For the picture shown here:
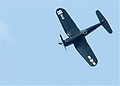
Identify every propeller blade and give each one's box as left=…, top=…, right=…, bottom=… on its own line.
left=60, top=34, right=64, bottom=43
left=58, top=42, right=63, bottom=45
left=59, top=34, right=67, bottom=51
left=64, top=46, right=67, bottom=51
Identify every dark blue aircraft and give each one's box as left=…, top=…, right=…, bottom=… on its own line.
left=56, top=8, right=113, bottom=67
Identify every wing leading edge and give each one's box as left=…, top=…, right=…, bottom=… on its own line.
left=74, top=37, right=98, bottom=66
left=56, top=8, right=80, bottom=37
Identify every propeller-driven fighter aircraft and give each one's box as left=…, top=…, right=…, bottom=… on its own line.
left=56, top=8, right=113, bottom=67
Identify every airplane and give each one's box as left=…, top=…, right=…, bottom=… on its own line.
left=56, top=8, right=113, bottom=67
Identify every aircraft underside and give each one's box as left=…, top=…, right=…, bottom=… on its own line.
left=56, top=8, right=113, bottom=67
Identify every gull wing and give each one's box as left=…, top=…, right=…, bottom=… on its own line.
left=74, top=37, right=98, bottom=66
left=56, top=8, right=80, bottom=37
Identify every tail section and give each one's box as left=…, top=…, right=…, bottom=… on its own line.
left=96, top=10, right=113, bottom=34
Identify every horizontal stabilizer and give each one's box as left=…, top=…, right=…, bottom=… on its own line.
left=96, top=10, right=113, bottom=34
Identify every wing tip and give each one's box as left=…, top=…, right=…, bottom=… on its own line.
left=90, top=60, right=98, bottom=67
left=56, top=8, right=65, bottom=13
left=96, top=10, right=100, bottom=13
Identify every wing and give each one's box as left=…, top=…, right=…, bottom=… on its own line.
left=56, top=8, right=80, bottom=37
left=74, top=37, right=98, bottom=67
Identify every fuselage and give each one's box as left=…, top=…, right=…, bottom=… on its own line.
left=64, top=31, right=85, bottom=46
left=64, top=23, right=102, bottom=46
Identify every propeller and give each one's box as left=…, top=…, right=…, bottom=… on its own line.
left=59, top=34, right=67, bottom=51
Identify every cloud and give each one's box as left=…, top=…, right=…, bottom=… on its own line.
left=0, top=21, right=13, bottom=40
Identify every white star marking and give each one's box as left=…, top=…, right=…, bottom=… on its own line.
left=90, top=59, right=94, bottom=62
left=88, top=56, right=91, bottom=59
left=92, top=62, right=96, bottom=65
